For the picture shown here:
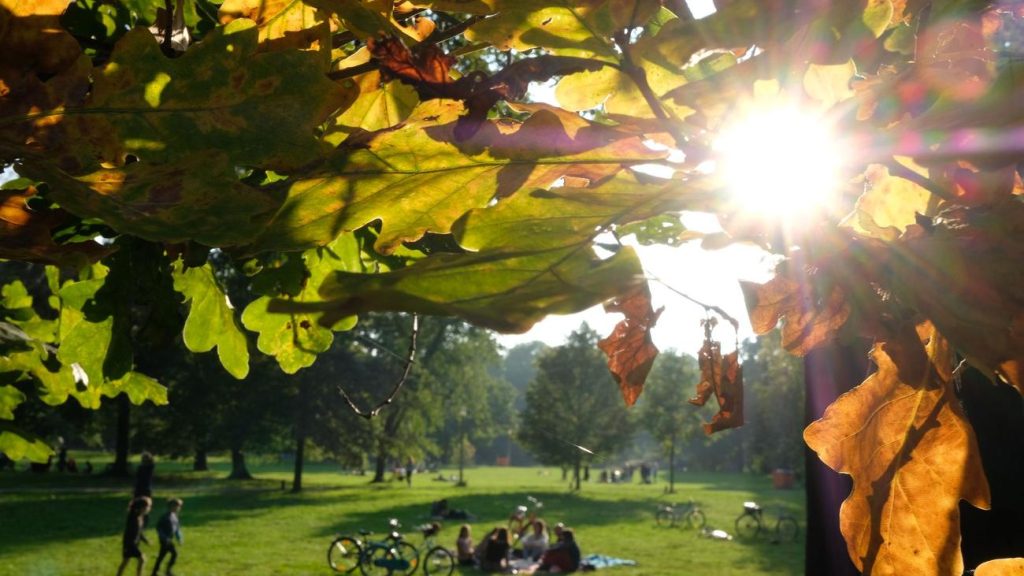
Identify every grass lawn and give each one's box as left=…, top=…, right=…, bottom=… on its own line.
left=0, top=458, right=804, bottom=575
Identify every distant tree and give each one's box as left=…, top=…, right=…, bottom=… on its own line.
left=637, top=351, right=704, bottom=493
left=740, top=331, right=805, bottom=472
left=518, top=325, right=634, bottom=490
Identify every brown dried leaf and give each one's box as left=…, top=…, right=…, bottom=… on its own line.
left=688, top=338, right=720, bottom=407
left=740, top=273, right=850, bottom=355
left=703, top=350, right=743, bottom=434
left=804, top=323, right=990, bottom=575
left=598, top=283, right=662, bottom=406
left=0, top=0, right=80, bottom=74
left=0, top=186, right=113, bottom=265
left=888, top=202, right=1024, bottom=393
left=369, top=36, right=455, bottom=86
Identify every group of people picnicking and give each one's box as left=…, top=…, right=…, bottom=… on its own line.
left=116, top=452, right=185, bottom=576
left=450, top=506, right=582, bottom=574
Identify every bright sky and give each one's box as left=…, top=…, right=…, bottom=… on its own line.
left=495, top=215, right=779, bottom=355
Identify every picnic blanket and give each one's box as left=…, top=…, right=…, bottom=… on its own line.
left=580, top=554, right=638, bottom=569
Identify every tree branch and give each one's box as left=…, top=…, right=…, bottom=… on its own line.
left=337, top=314, right=419, bottom=420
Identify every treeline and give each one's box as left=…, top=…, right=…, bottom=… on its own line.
left=11, top=305, right=803, bottom=490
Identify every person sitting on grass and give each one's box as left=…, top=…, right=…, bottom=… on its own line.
left=519, top=519, right=549, bottom=562
left=476, top=526, right=512, bottom=573
left=116, top=496, right=152, bottom=576
left=455, top=524, right=475, bottom=566
left=151, top=498, right=184, bottom=576
left=537, top=528, right=580, bottom=573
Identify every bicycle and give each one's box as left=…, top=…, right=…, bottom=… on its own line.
left=417, top=522, right=455, bottom=576
left=327, top=519, right=420, bottom=576
left=734, top=501, right=799, bottom=542
left=327, top=530, right=364, bottom=574
left=655, top=500, right=706, bottom=530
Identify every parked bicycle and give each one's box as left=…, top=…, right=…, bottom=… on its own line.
left=328, top=519, right=454, bottom=576
left=417, top=522, right=455, bottom=576
left=734, top=501, right=799, bottom=542
left=327, top=519, right=419, bottom=576
left=655, top=500, right=706, bottom=529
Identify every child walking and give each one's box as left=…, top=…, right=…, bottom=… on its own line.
left=152, top=498, right=184, bottom=576
left=117, top=496, right=152, bottom=576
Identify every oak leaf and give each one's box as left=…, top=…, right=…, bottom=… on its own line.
left=597, top=283, right=662, bottom=406
left=804, top=323, right=990, bottom=575
left=0, top=0, right=80, bottom=74
left=740, top=272, right=850, bottom=355
left=976, top=558, right=1024, bottom=576
left=219, top=0, right=337, bottom=52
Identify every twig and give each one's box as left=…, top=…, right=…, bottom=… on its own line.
left=648, top=275, right=741, bottom=332
left=886, top=160, right=957, bottom=203
left=337, top=314, right=419, bottom=420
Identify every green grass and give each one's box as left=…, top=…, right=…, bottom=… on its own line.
left=0, top=458, right=804, bottom=575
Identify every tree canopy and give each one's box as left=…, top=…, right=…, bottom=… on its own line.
left=2, top=1, right=1024, bottom=573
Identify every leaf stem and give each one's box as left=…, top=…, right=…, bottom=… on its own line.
left=885, top=160, right=957, bottom=203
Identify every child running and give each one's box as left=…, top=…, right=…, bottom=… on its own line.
left=116, top=496, right=152, bottom=576
left=151, top=498, right=184, bottom=576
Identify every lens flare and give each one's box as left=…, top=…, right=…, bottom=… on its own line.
left=715, top=106, right=844, bottom=219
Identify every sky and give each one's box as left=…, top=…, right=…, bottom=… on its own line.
left=494, top=216, right=780, bottom=355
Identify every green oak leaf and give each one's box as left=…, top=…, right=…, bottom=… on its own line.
left=107, top=371, right=168, bottom=405
left=171, top=261, right=251, bottom=379
left=57, top=277, right=115, bottom=388
left=242, top=234, right=360, bottom=373
left=0, top=348, right=77, bottom=407
left=120, top=0, right=198, bottom=25
left=0, top=385, right=25, bottom=419
left=249, top=100, right=666, bottom=254
left=465, top=0, right=660, bottom=60
left=84, top=20, right=345, bottom=170
left=28, top=152, right=281, bottom=247
left=312, top=244, right=646, bottom=333
left=555, top=17, right=697, bottom=116
left=325, top=72, right=419, bottom=145
left=454, top=173, right=685, bottom=251
left=0, top=422, right=52, bottom=462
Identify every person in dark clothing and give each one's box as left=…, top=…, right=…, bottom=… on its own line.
left=117, top=496, right=152, bottom=576
left=538, top=528, right=580, bottom=573
left=134, top=452, right=155, bottom=498
left=151, top=498, right=183, bottom=576
left=477, top=527, right=511, bottom=572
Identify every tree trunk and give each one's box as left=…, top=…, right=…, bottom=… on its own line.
left=110, top=394, right=131, bottom=476
left=193, top=447, right=208, bottom=471
left=228, top=447, right=253, bottom=480
left=292, top=431, right=306, bottom=493
left=573, top=457, right=581, bottom=491
left=804, top=343, right=865, bottom=576
left=372, top=450, right=387, bottom=483
left=668, top=432, right=676, bottom=494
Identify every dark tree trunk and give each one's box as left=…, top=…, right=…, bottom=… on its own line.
left=292, top=432, right=306, bottom=493
left=372, top=450, right=387, bottom=483
left=804, top=342, right=866, bottom=576
left=573, top=457, right=581, bottom=491
left=958, top=367, right=1024, bottom=570
left=667, top=432, right=676, bottom=494
left=110, top=394, right=131, bottom=476
left=193, top=448, right=208, bottom=471
left=227, top=447, right=253, bottom=480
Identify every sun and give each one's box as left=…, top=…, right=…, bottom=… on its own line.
left=714, top=105, right=845, bottom=219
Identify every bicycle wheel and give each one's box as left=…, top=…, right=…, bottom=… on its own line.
left=775, top=517, right=799, bottom=542
left=394, top=541, right=420, bottom=575
left=685, top=509, right=707, bottom=531
left=735, top=513, right=762, bottom=539
left=655, top=509, right=675, bottom=527
left=328, top=536, right=362, bottom=574
left=423, top=546, right=455, bottom=576
left=360, top=545, right=394, bottom=576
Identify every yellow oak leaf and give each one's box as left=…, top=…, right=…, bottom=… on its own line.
left=805, top=323, right=990, bottom=575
